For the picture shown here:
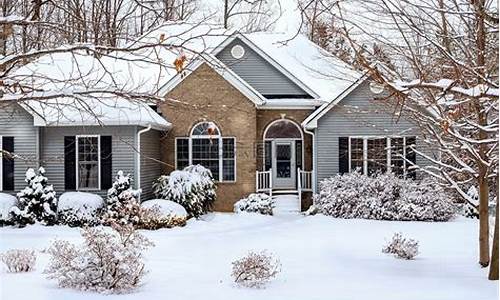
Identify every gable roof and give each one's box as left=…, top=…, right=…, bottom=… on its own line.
left=240, top=33, right=362, bottom=102
left=302, top=72, right=369, bottom=129
left=156, top=26, right=363, bottom=105
left=158, top=54, right=266, bottom=106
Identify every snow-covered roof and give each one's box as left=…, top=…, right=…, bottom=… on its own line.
left=156, top=25, right=363, bottom=105
left=20, top=96, right=171, bottom=130
left=241, top=32, right=362, bottom=102
left=8, top=21, right=364, bottom=126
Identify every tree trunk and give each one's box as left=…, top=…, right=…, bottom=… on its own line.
left=488, top=182, right=498, bottom=280
left=479, top=175, right=490, bottom=267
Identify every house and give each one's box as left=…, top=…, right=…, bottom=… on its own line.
left=1, top=22, right=436, bottom=211
left=0, top=98, right=170, bottom=200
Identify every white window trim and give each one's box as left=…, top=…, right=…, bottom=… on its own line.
left=75, top=135, right=101, bottom=191
left=175, top=134, right=237, bottom=183
left=347, top=136, right=413, bottom=178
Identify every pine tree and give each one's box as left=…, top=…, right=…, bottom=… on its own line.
left=103, top=171, right=141, bottom=226
left=10, top=167, right=58, bottom=226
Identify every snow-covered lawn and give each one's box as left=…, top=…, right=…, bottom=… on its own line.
left=0, top=214, right=497, bottom=300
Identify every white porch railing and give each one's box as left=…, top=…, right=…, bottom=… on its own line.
left=256, top=169, right=272, bottom=196
left=298, top=168, right=313, bottom=192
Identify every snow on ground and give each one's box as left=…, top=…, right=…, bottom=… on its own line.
left=0, top=193, right=16, bottom=221
left=0, top=214, right=497, bottom=300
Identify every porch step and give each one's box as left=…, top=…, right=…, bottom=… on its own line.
left=272, top=194, right=300, bottom=215
left=272, top=189, right=299, bottom=195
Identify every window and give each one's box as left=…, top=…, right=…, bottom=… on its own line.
left=76, top=136, right=100, bottom=190
left=346, top=136, right=416, bottom=177
left=350, top=138, right=364, bottom=172
left=222, top=138, right=235, bottom=181
left=367, top=138, right=387, bottom=175
left=175, top=122, right=236, bottom=182
left=175, top=138, right=189, bottom=170
left=390, top=138, right=405, bottom=176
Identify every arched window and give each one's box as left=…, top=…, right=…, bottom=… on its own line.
left=264, top=119, right=302, bottom=139
left=190, top=122, right=220, bottom=136
left=175, top=121, right=235, bottom=182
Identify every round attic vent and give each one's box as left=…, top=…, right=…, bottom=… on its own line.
left=369, top=81, right=385, bottom=94
left=231, top=44, right=245, bottom=59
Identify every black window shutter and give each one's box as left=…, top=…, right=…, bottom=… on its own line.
left=339, top=137, right=349, bottom=174
left=64, top=136, right=76, bottom=190
left=100, top=136, right=112, bottom=190
left=2, top=136, right=14, bottom=190
left=406, top=136, right=417, bottom=179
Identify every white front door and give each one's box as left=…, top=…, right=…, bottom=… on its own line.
left=272, top=140, right=296, bottom=189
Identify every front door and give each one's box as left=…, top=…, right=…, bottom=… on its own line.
left=272, top=140, right=296, bottom=189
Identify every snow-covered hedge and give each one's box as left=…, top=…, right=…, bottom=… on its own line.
left=58, top=192, right=104, bottom=227
left=138, top=200, right=187, bottom=230
left=0, top=193, right=17, bottom=225
left=141, top=199, right=187, bottom=218
left=234, top=193, right=274, bottom=215
left=10, top=167, right=58, bottom=226
left=314, top=172, right=456, bottom=221
left=152, top=165, right=216, bottom=218
left=44, top=225, right=154, bottom=293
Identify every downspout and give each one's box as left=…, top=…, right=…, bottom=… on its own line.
left=303, top=127, right=317, bottom=194
left=136, top=124, right=152, bottom=200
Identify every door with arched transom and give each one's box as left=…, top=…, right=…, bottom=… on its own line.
left=263, top=119, right=303, bottom=190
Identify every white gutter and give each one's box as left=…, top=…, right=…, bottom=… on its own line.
left=303, top=127, right=317, bottom=194
left=136, top=124, right=152, bottom=199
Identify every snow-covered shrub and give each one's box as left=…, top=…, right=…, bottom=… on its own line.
left=58, top=192, right=104, bottom=227
left=382, top=232, right=419, bottom=260
left=314, top=172, right=456, bottom=221
left=102, top=171, right=141, bottom=226
left=0, top=249, right=36, bottom=272
left=152, top=165, right=216, bottom=218
left=0, top=193, right=17, bottom=225
left=231, top=251, right=281, bottom=288
left=234, top=193, right=274, bottom=215
left=10, top=167, right=58, bottom=226
left=44, top=225, right=154, bottom=293
left=141, top=199, right=187, bottom=218
left=137, top=205, right=186, bottom=230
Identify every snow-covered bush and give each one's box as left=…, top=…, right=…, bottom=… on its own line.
left=58, top=192, right=104, bottom=227
left=382, top=232, right=419, bottom=260
left=0, top=193, right=17, bottom=225
left=141, top=199, right=187, bottom=218
left=102, top=171, right=141, bottom=226
left=314, top=172, right=456, bottom=221
left=10, top=167, right=58, bottom=226
left=0, top=249, right=36, bottom=272
left=231, top=251, right=281, bottom=288
left=234, top=193, right=274, bottom=215
left=152, top=165, right=216, bottom=218
left=137, top=205, right=187, bottom=230
left=44, top=225, right=154, bottom=293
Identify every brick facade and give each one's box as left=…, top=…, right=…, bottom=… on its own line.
left=161, top=63, right=314, bottom=211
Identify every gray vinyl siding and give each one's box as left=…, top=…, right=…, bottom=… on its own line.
left=216, top=38, right=310, bottom=97
left=0, top=103, right=38, bottom=193
left=139, top=129, right=162, bottom=200
left=315, top=81, right=437, bottom=186
left=40, top=126, right=137, bottom=198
